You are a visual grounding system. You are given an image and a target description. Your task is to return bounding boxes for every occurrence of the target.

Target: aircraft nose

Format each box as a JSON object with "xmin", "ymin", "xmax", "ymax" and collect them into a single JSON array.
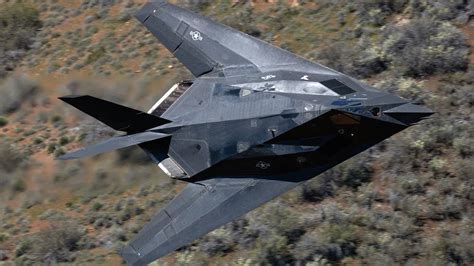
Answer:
[{"xmin": 383, "ymin": 103, "xmax": 435, "ymax": 125}]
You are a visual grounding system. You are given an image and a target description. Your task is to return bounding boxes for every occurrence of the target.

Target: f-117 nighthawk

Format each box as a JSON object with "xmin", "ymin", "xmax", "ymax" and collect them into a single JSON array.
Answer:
[{"xmin": 59, "ymin": 1, "xmax": 434, "ymax": 265}]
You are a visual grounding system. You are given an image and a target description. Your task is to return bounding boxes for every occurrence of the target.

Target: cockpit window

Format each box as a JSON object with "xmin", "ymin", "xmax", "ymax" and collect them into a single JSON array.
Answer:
[
  {"xmin": 320, "ymin": 79, "xmax": 356, "ymax": 95},
  {"xmin": 234, "ymin": 81, "xmax": 339, "ymax": 96}
]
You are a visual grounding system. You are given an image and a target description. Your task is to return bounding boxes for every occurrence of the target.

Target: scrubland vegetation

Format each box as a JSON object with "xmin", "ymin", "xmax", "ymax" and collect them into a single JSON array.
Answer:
[
  {"xmin": 0, "ymin": 0, "xmax": 473, "ymax": 265},
  {"xmin": 0, "ymin": 2, "xmax": 41, "ymax": 79}
]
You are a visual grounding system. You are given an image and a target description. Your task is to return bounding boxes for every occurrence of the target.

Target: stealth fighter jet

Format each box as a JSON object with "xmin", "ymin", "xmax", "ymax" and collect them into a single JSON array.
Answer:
[{"xmin": 59, "ymin": 1, "xmax": 434, "ymax": 265}]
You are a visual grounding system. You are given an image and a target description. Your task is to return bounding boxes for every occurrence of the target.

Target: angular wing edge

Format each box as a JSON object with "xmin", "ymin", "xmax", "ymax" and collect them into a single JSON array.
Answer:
[
  {"xmin": 120, "ymin": 176, "xmax": 310, "ymax": 265},
  {"xmin": 135, "ymin": 1, "xmax": 340, "ymax": 77},
  {"xmin": 58, "ymin": 132, "xmax": 170, "ymax": 160},
  {"xmin": 135, "ymin": 1, "xmax": 259, "ymax": 77},
  {"xmin": 59, "ymin": 95, "xmax": 171, "ymax": 134}
]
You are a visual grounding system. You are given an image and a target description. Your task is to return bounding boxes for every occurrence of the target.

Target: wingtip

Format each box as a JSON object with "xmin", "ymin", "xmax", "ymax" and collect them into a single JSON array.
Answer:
[
  {"xmin": 135, "ymin": 1, "xmax": 169, "ymax": 23},
  {"xmin": 120, "ymin": 245, "xmax": 142, "ymax": 266},
  {"xmin": 58, "ymin": 95, "xmax": 89, "ymax": 103}
]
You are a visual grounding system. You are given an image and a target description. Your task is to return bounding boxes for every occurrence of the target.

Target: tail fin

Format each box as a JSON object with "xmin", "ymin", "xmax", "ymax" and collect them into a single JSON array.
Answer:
[
  {"xmin": 59, "ymin": 95, "xmax": 171, "ymax": 134},
  {"xmin": 58, "ymin": 132, "xmax": 170, "ymax": 160}
]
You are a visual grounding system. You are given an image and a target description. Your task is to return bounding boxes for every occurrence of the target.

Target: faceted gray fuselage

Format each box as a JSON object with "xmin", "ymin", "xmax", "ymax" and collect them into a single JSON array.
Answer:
[
  {"xmin": 59, "ymin": 1, "xmax": 435, "ymax": 265},
  {"xmin": 149, "ymin": 70, "xmax": 411, "ymax": 180}
]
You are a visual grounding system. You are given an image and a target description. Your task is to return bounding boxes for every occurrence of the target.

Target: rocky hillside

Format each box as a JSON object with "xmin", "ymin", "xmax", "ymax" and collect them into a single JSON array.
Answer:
[{"xmin": 0, "ymin": 0, "xmax": 473, "ymax": 265}]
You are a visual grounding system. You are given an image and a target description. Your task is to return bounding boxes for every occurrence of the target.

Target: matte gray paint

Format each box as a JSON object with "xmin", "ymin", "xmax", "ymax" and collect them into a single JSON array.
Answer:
[{"xmin": 59, "ymin": 1, "xmax": 434, "ymax": 265}]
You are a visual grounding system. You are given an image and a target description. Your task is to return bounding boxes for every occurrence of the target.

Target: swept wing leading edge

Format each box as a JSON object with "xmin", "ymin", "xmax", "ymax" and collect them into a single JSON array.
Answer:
[
  {"xmin": 121, "ymin": 175, "xmax": 308, "ymax": 266},
  {"xmin": 135, "ymin": 0, "xmax": 340, "ymax": 77}
]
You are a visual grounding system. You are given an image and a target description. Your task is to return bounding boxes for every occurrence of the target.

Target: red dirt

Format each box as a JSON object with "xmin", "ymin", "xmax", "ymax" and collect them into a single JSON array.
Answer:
[{"xmin": 461, "ymin": 21, "xmax": 474, "ymax": 64}]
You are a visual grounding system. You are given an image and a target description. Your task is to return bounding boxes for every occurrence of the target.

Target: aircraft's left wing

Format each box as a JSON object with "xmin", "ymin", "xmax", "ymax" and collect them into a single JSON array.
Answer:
[
  {"xmin": 135, "ymin": 1, "xmax": 339, "ymax": 77},
  {"xmin": 121, "ymin": 175, "xmax": 310, "ymax": 265}
]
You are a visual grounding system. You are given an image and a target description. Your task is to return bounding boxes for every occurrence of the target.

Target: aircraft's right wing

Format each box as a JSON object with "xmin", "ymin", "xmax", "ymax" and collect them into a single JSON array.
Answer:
[
  {"xmin": 135, "ymin": 1, "xmax": 339, "ymax": 77},
  {"xmin": 121, "ymin": 174, "xmax": 311, "ymax": 265}
]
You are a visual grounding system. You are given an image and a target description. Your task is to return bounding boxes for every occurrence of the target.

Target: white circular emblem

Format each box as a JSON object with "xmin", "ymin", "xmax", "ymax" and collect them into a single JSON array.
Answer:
[
  {"xmin": 190, "ymin": 31, "xmax": 203, "ymax": 41},
  {"xmin": 256, "ymin": 161, "xmax": 271, "ymax": 170}
]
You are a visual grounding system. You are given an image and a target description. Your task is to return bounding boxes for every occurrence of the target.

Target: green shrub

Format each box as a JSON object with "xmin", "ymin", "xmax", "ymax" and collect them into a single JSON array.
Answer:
[
  {"xmin": 381, "ymin": 19, "xmax": 469, "ymax": 77},
  {"xmin": 0, "ymin": 232, "xmax": 9, "ymax": 243},
  {"xmin": 252, "ymin": 232, "xmax": 293, "ymax": 265},
  {"xmin": 374, "ymin": 77, "xmax": 428, "ymax": 104},
  {"xmin": 199, "ymin": 228, "xmax": 233, "ymax": 256},
  {"xmin": 15, "ymin": 239, "xmax": 32, "ymax": 257},
  {"xmin": 453, "ymin": 136, "xmax": 474, "ymax": 158},
  {"xmin": 408, "ymin": 0, "xmax": 472, "ymax": 22},
  {"xmin": 258, "ymin": 204, "xmax": 303, "ymax": 240},
  {"xmin": 59, "ymin": 136, "xmax": 70, "ymax": 146},
  {"xmin": 455, "ymin": 159, "xmax": 474, "ymax": 181},
  {"xmin": 220, "ymin": 5, "xmax": 261, "ymax": 37},
  {"xmin": 0, "ymin": 3, "xmax": 41, "ymax": 51},
  {"xmin": 51, "ymin": 115, "xmax": 62, "ymax": 123},
  {"xmin": 11, "ymin": 179, "xmax": 26, "ymax": 192},
  {"xmin": 54, "ymin": 147, "xmax": 65, "ymax": 158},
  {"xmin": 327, "ymin": 156, "xmax": 374, "ymax": 189},
  {"xmin": 317, "ymin": 42, "xmax": 358, "ymax": 75},
  {"xmin": 47, "ymin": 143, "xmax": 57, "ymax": 154},
  {"xmin": 17, "ymin": 221, "xmax": 86, "ymax": 263},
  {"xmin": 38, "ymin": 209, "xmax": 67, "ymax": 221},
  {"xmin": 317, "ymin": 41, "xmax": 386, "ymax": 79},
  {"xmin": 0, "ymin": 142, "xmax": 23, "ymax": 173},
  {"xmin": 300, "ymin": 175, "xmax": 335, "ymax": 203},
  {"xmin": 0, "ymin": 75, "xmax": 39, "ymax": 115},
  {"xmin": 177, "ymin": 0, "xmax": 212, "ymax": 12},
  {"xmin": 91, "ymin": 202, "xmax": 104, "ymax": 211},
  {"xmin": 321, "ymin": 223, "xmax": 358, "ymax": 245},
  {"xmin": 0, "ymin": 3, "xmax": 41, "ymax": 77},
  {"xmin": 85, "ymin": 47, "xmax": 106, "ymax": 65},
  {"xmin": 0, "ymin": 117, "xmax": 7, "ymax": 127},
  {"xmin": 355, "ymin": 0, "xmax": 408, "ymax": 26},
  {"xmin": 292, "ymin": 232, "xmax": 321, "ymax": 261}
]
